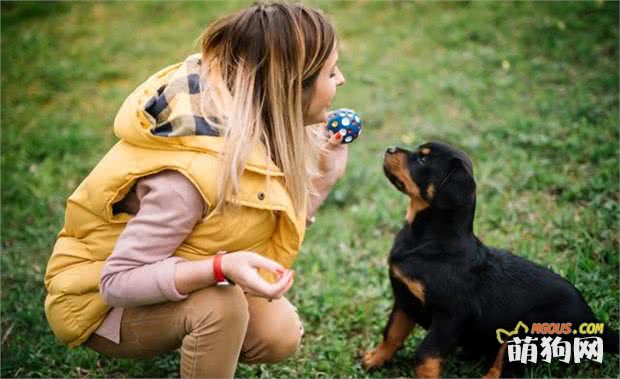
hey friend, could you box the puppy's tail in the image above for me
[603,328,619,354]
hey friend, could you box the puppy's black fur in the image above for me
[362,141,618,378]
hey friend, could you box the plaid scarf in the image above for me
[144,54,219,137]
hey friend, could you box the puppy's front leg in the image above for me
[362,306,415,370]
[482,342,507,379]
[414,314,463,379]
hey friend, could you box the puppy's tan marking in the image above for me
[362,309,415,370]
[420,148,431,155]
[391,266,425,304]
[482,343,507,379]
[407,197,430,224]
[426,183,436,200]
[384,152,430,223]
[383,153,417,194]
[415,356,443,379]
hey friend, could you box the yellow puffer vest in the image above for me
[44,57,306,348]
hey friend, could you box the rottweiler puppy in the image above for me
[362,141,618,378]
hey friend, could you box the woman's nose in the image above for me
[336,68,346,86]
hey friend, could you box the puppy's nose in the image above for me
[386,146,398,154]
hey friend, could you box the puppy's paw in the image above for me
[362,345,390,371]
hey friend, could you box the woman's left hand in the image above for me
[318,129,349,184]
[306,128,350,219]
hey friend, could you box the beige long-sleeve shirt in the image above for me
[94,170,205,343]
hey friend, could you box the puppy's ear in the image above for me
[433,158,476,209]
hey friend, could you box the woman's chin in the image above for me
[304,111,329,126]
[317,109,330,123]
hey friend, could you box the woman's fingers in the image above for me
[279,271,295,294]
[269,270,294,298]
[243,268,294,299]
[249,253,286,275]
[226,252,295,299]
[327,129,346,148]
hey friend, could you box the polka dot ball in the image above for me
[326,108,363,144]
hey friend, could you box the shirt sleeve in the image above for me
[99,170,206,308]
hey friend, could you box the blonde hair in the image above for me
[199,2,337,215]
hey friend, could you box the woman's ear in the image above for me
[433,157,476,209]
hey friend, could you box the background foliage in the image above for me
[2,1,618,377]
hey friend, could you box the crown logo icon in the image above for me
[496,321,530,343]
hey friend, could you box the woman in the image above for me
[44,2,347,378]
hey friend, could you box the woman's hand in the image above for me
[306,129,350,219]
[318,129,349,184]
[221,252,294,299]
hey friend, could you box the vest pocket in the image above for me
[47,261,105,295]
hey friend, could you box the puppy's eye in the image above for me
[417,155,427,165]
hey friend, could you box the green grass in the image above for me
[2,1,618,378]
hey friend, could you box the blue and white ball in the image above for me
[327,108,363,144]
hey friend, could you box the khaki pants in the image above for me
[84,285,303,378]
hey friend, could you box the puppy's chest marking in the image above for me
[406,197,429,224]
[390,265,426,304]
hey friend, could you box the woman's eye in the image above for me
[330,72,336,78]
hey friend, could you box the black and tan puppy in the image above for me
[362,141,618,378]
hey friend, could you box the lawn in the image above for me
[1,1,618,378]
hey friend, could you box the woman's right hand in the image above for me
[220,252,295,299]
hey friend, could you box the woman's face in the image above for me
[304,49,346,125]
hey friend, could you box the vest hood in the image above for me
[113,54,283,177]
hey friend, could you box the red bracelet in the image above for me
[213,254,229,286]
